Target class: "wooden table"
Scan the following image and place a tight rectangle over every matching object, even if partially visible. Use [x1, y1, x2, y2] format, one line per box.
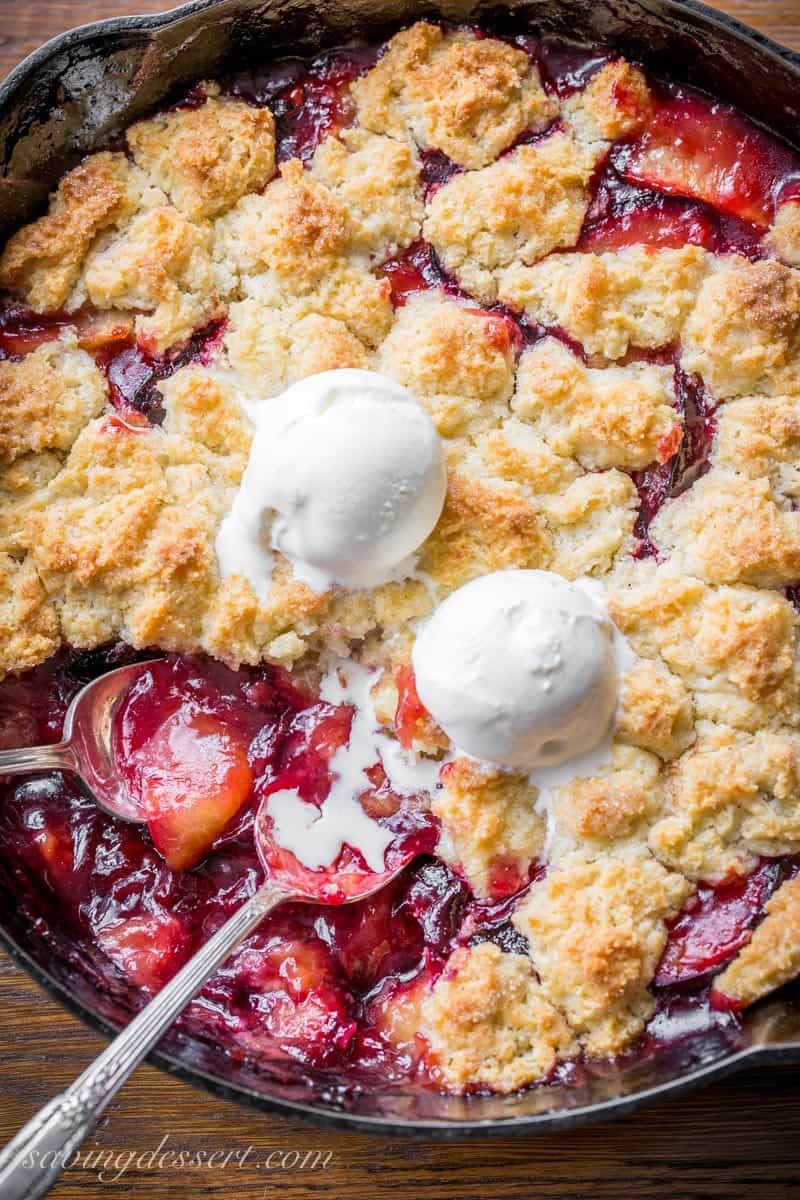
[1, 3, 800, 1197]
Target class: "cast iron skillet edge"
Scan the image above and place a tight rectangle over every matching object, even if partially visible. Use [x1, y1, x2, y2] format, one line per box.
[0, 0, 800, 1136]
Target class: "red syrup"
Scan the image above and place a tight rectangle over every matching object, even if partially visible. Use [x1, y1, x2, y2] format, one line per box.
[786, 585, 800, 615]
[580, 163, 766, 259]
[98, 318, 227, 423]
[518, 36, 610, 98]
[655, 860, 783, 987]
[0, 642, 778, 1088]
[0, 648, 453, 1079]
[616, 81, 800, 229]
[631, 364, 717, 558]
[224, 46, 379, 164]
[0, 303, 76, 358]
[419, 148, 460, 197]
[377, 239, 457, 306]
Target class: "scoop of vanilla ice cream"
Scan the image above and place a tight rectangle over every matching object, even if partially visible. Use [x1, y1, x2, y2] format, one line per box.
[412, 570, 620, 771]
[216, 370, 446, 595]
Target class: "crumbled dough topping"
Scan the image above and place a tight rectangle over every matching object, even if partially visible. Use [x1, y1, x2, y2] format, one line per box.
[513, 849, 691, 1055]
[351, 24, 557, 169]
[425, 131, 601, 301]
[2, 23, 800, 1090]
[420, 942, 575, 1091]
[715, 874, 800, 1006]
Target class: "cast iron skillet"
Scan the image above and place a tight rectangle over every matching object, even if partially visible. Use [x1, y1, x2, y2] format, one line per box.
[0, 0, 800, 1136]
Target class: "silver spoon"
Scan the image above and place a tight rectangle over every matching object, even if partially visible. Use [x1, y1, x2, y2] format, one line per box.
[0, 660, 163, 822]
[0, 661, 414, 1200]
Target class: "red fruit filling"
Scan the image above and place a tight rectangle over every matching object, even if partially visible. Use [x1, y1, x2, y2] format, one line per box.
[618, 85, 798, 229]
[419, 148, 461, 196]
[225, 47, 378, 163]
[655, 861, 781, 987]
[580, 167, 765, 259]
[2, 31, 800, 1089]
[99, 318, 226, 422]
[0, 647, 455, 1075]
[394, 666, 427, 751]
[377, 239, 455, 306]
[485, 856, 535, 901]
[0, 304, 75, 358]
[96, 910, 190, 994]
[135, 711, 253, 871]
[632, 366, 717, 557]
[528, 38, 610, 98]
[0, 304, 135, 361]
[0, 644, 793, 1081]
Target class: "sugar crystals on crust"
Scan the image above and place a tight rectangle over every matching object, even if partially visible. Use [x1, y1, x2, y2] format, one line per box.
[681, 257, 800, 398]
[224, 299, 370, 400]
[650, 469, 800, 587]
[610, 563, 800, 732]
[513, 849, 692, 1054]
[127, 88, 276, 221]
[766, 200, 800, 267]
[513, 336, 679, 470]
[81, 206, 220, 353]
[499, 245, 709, 358]
[433, 757, 544, 898]
[0, 152, 135, 311]
[351, 23, 557, 169]
[214, 158, 393, 345]
[0, 553, 60, 677]
[308, 129, 424, 260]
[420, 942, 575, 1092]
[424, 130, 600, 301]
[0, 337, 106, 466]
[650, 726, 800, 881]
[378, 291, 516, 439]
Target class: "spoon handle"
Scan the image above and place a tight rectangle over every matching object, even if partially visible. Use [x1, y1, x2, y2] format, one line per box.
[0, 880, 285, 1200]
[0, 743, 77, 776]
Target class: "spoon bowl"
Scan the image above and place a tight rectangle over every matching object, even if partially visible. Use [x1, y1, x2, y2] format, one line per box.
[0, 659, 163, 822]
[0, 661, 422, 1199]
[255, 781, 439, 902]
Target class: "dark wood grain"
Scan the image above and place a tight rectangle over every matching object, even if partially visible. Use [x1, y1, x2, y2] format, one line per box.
[1, 3, 800, 1197]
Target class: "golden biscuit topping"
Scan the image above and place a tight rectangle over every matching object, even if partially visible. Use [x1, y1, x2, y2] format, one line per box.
[420, 942, 575, 1091]
[127, 90, 276, 221]
[2, 24, 800, 1092]
[425, 130, 600, 301]
[352, 24, 556, 168]
[0, 152, 135, 310]
[513, 850, 691, 1054]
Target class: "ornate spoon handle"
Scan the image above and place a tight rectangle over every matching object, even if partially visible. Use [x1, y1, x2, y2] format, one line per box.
[0, 743, 78, 776]
[0, 880, 285, 1200]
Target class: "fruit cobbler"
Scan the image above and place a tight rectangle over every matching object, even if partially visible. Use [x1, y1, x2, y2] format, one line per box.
[1, 21, 800, 1097]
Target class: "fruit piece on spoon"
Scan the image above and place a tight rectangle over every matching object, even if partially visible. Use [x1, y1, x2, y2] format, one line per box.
[111, 658, 260, 869]
[254, 788, 438, 903]
[254, 659, 441, 902]
[0, 658, 438, 1200]
[111, 655, 440, 884]
[135, 710, 253, 871]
